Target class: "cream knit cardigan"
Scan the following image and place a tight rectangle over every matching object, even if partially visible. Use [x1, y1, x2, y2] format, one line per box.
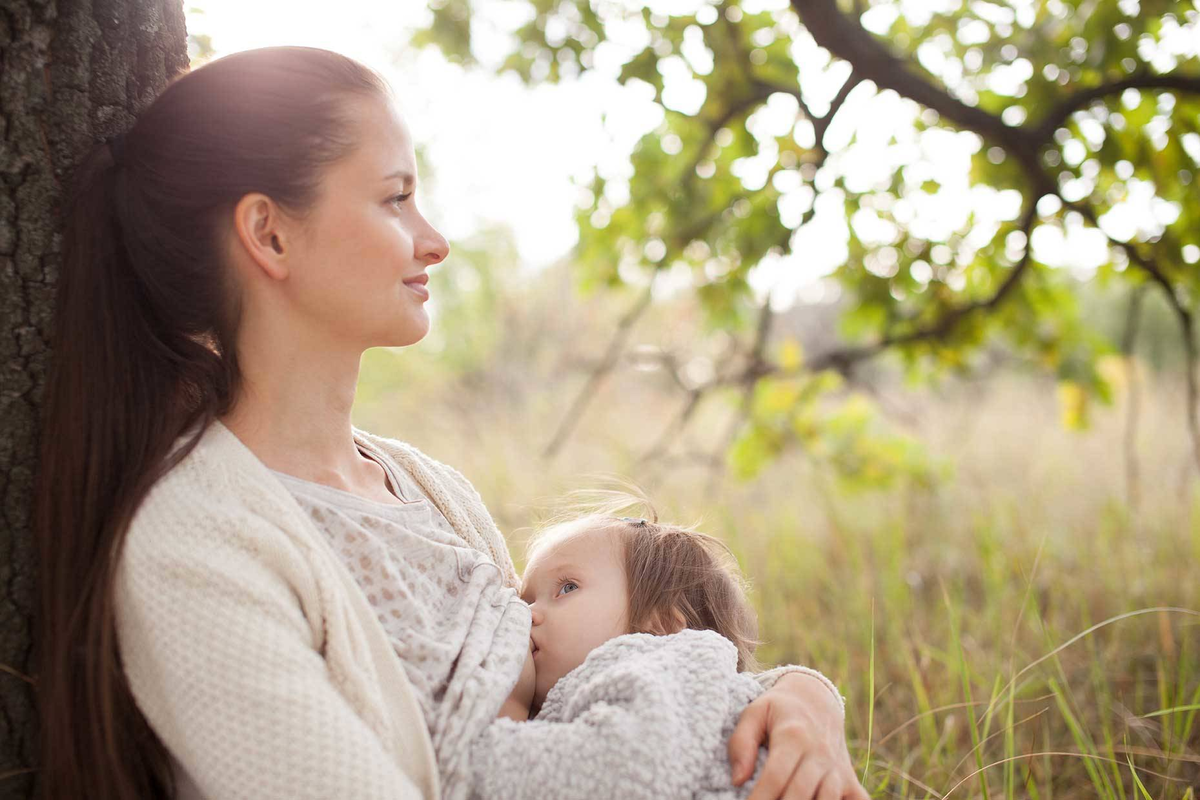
[114, 420, 516, 800]
[114, 420, 842, 800]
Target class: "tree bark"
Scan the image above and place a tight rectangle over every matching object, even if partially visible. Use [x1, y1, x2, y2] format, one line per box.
[0, 1, 187, 796]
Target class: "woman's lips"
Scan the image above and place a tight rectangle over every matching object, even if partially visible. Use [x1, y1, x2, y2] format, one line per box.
[403, 274, 429, 300]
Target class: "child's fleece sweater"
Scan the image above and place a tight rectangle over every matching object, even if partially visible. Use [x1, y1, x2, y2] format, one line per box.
[470, 628, 770, 800]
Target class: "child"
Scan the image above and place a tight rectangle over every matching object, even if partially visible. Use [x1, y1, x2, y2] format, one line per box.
[469, 508, 844, 800]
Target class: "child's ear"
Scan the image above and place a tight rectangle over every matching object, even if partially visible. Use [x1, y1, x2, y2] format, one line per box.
[645, 607, 688, 636]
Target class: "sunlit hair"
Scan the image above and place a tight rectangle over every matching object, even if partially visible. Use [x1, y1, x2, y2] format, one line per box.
[35, 46, 393, 800]
[528, 483, 761, 671]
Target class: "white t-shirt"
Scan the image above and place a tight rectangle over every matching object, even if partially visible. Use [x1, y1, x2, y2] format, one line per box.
[271, 435, 531, 800]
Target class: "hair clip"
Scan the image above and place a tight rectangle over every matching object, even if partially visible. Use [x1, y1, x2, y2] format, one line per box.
[618, 516, 648, 526]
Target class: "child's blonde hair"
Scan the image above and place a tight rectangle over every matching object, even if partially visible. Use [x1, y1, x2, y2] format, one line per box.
[528, 485, 761, 671]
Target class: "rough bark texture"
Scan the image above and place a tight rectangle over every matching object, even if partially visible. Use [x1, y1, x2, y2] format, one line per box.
[0, 1, 187, 796]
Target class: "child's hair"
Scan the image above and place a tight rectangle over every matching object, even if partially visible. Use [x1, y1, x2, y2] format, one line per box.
[528, 485, 761, 671]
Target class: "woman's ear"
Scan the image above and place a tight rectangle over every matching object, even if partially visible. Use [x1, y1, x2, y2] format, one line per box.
[230, 192, 292, 282]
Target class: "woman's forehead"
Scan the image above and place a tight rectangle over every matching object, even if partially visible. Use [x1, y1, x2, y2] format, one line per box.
[341, 96, 417, 182]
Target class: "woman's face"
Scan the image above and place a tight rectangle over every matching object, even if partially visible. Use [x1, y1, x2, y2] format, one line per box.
[276, 95, 449, 350]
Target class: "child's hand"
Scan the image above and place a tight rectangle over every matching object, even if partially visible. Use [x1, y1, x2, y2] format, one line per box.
[728, 673, 869, 800]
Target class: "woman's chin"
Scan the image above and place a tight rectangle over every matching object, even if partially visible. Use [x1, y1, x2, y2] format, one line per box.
[380, 320, 430, 348]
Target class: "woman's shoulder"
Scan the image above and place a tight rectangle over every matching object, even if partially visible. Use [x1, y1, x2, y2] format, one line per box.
[125, 421, 304, 556]
[355, 427, 452, 472]
[354, 427, 482, 498]
[353, 426, 519, 586]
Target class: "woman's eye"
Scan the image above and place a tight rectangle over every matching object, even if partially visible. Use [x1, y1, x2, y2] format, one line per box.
[557, 582, 578, 596]
[389, 192, 412, 206]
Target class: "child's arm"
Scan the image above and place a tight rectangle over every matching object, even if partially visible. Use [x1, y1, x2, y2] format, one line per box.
[470, 629, 749, 800]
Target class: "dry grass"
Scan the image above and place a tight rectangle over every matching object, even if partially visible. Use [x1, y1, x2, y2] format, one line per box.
[354, 274, 1199, 798]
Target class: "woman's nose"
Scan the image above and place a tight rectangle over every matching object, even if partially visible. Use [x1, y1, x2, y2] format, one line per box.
[417, 218, 449, 266]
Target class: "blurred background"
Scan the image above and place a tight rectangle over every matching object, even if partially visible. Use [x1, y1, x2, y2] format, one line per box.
[187, 2, 1199, 797]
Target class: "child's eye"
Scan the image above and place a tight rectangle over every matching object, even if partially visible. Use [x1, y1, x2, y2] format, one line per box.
[557, 581, 578, 596]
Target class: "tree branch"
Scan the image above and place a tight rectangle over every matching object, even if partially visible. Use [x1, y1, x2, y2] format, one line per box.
[640, 297, 776, 470]
[1121, 285, 1146, 509]
[753, 78, 818, 128]
[801, 199, 1039, 374]
[705, 306, 774, 493]
[1033, 73, 1200, 142]
[630, 199, 1040, 474]
[1066, 200, 1200, 473]
[681, 83, 776, 198]
[815, 69, 862, 146]
[793, 0, 1054, 193]
[541, 280, 656, 459]
[795, 0, 1024, 143]
[754, 69, 861, 158]
[638, 388, 706, 466]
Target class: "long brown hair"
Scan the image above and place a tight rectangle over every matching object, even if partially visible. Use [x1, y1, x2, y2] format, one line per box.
[34, 46, 391, 799]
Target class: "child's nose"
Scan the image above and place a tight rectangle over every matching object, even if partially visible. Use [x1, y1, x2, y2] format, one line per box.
[530, 606, 544, 626]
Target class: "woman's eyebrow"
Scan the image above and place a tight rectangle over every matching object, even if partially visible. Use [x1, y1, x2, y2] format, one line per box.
[382, 169, 415, 186]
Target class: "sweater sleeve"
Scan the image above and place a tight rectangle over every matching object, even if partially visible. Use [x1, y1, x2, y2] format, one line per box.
[114, 495, 425, 800]
[750, 665, 846, 716]
[470, 631, 740, 800]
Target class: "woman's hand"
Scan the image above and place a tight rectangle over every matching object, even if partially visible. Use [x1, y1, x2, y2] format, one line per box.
[728, 673, 869, 800]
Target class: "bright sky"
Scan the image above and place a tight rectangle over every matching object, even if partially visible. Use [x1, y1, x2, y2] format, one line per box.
[184, 0, 1197, 312]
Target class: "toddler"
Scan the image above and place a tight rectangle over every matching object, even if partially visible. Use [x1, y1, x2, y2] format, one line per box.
[468, 509, 844, 799]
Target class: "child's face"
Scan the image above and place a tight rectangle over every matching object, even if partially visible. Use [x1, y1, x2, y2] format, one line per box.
[520, 523, 629, 710]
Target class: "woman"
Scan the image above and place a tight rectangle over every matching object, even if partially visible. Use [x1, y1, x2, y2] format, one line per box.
[35, 46, 865, 800]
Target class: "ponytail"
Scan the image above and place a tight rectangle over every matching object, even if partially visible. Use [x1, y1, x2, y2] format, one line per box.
[34, 133, 223, 800]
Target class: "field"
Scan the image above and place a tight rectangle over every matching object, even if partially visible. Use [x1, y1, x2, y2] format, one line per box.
[354, 267, 1200, 799]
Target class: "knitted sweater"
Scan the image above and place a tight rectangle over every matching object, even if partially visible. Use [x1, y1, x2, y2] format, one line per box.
[114, 420, 844, 800]
[114, 419, 515, 800]
[471, 629, 767, 799]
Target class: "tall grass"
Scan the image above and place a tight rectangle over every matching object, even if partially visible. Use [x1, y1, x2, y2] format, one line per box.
[355, 273, 1200, 798]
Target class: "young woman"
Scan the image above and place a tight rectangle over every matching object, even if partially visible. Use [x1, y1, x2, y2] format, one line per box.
[35, 46, 865, 800]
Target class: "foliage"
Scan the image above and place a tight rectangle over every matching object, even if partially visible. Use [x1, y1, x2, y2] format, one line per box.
[410, 0, 1200, 479]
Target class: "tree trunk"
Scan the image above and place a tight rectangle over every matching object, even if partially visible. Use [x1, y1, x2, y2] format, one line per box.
[0, 1, 188, 796]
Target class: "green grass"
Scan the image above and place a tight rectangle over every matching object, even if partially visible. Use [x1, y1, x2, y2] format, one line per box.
[354, 284, 1200, 798]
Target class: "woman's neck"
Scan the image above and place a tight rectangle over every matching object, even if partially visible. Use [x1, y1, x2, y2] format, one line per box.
[220, 328, 370, 488]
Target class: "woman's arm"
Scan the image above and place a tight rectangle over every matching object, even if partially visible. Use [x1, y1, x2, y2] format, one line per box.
[752, 665, 846, 715]
[114, 503, 427, 800]
[728, 671, 867, 800]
